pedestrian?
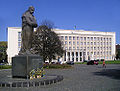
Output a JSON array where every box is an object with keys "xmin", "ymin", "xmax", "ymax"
[{"xmin": 102, "ymin": 59, "xmax": 106, "ymax": 68}]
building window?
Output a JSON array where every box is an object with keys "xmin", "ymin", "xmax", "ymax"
[
  {"xmin": 87, "ymin": 52, "xmax": 89, "ymax": 55},
  {"xmin": 61, "ymin": 36, "xmax": 64, "ymax": 40},
  {"xmin": 77, "ymin": 37, "xmax": 79, "ymax": 40},
  {"xmin": 81, "ymin": 42, "xmax": 83, "ymax": 45},
  {"xmin": 97, "ymin": 47, "xmax": 99, "ymax": 50},
  {"xmin": 73, "ymin": 36, "xmax": 75, "ymax": 40},
  {"xmin": 94, "ymin": 37, "xmax": 96, "ymax": 40},
  {"xmin": 87, "ymin": 47, "xmax": 89, "ymax": 50},
  {"xmin": 18, "ymin": 32, "xmax": 21, "ymax": 41},
  {"xmin": 91, "ymin": 42, "xmax": 93, "ymax": 45},
  {"xmin": 80, "ymin": 37, "xmax": 83, "ymax": 40},
  {"xmin": 94, "ymin": 47, "xmax": 96, "ymax": 50},
  {"xmin": 69, "ymin": 36, "xmax": 71, "ymax": 40},
  {"xmin": 73, "ymin": 47, "xmax": 75, "ymax": 49},
  {"xmin": 87, "ymin": 42, "xmax": 89, "ymax": 45},
  {"xmin": 73, "ymin": 41, "xmax": 75, "ymax": 45},
  {"xmin": 69, "ymin": 47, "xmax": 71, "ymax": 50},
  {"xmin": 94, "ymin": 52, "xmax": 96, "ymax": 55},
  {"xmin": 84, "ymin": 37, "xmax": 86, "ymax": 41},
  {"xmin": 77, "ymin": 41, "xmax": 79, "ymax": 45},
  {"xmin": 91, "ymin": 47, "xmax": 93, "ymax": 50},
  {"xmin": 97, "ymin": 42, "xmax": 99, "ymax": 45},
  {"xmin": 65, "ymin": 41, "xmax": 67, "ymax": 45},
  {"xmin": 65, "ymin": 36, "xmax": 67, "ymax": 40},
  {"xmin": 104, "ymin": 38, "xmax": 106, "ymax": 41},
  {"xmin": 97, "ymin": 52, "xmax": 99, "ymax": 55},
  {"xmin": 69, "ymin": 41, "xmax": 71, "ymax": 45},
  {"xmin": 18, "ymin": 42, "xmax": 21, "ymax": 48},
  {"xmin": 91, "ymin": 37, "xmax": 93, "ymax": 40},
  {"xmin": 94, "ymin": 42, "xmax": 96, "ymax": 45},
  {"xmin": 84, "ymin": 42, "xmax": 86, "ymax": 45},
  {"xmin": 87, "ymin": 37, "xmax": 89, "ymax": 40},
  {"xmin": 97, "ymin": 37, "xmax": 99, "ymax": 41},
  {"xmin": 110, "ymin": 38, "xmax": 111, "ymax": 41}
]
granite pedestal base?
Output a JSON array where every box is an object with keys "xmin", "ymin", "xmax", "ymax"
[{"xmin": 12, "ymin": 55, "xmax": 43, "ymax": 78}]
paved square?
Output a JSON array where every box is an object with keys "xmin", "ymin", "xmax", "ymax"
[{"xmin": 0, "ymin": 64, "xmax": 120, "ymax": 91}]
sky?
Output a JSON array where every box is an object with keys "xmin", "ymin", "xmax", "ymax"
[{"xmin": 0, "ymin": 0, "xmax": 120, "ymax": 44}]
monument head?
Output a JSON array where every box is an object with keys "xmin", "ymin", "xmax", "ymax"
[{"xmin": 28, "ymin": 6, "xmax": 35, "ymax": 14}]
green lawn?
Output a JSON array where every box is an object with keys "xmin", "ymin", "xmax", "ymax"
[
  {"xmin": 0, "ymin": 65, "xmax": 12, "ymax": 69},
  {"xmin": 75, "ymin": 60, "xmax": 120, "ymax": 64},
  {"xmin": 98, "ymin": 60, "xmax": 120, "ymax": 64}
]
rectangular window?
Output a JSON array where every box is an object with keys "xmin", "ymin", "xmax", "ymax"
[
  {"xmin": 84, "ymin": 37, "xmax": 86, "ymax": 41},
  {"xmin": 18, "ymin": 32, "xmax": 21, "ymax": 41},
  {"xmin": 77, "ymin": 37, "xmax": 79, "ymax": 40},
  {"xmin": 61, "ymin": 36, "xmax": 64, "ymax": 40},
  {"xmin": 73, "ymin": 36, "xmax": 75, "ymax": 40},
  {"xmin": 69, "ymin": 41, "xmax": 71, "ymax": 45},
  {"xmin": 87, "ymin": 42, "xmax": 89, "ymax": 45},
  {"xmin": 94, "ymin": 37, "xmax": 96, "ymax": 40},
  {"xmin": 84, "ymin": 42, "xmax": 86, "ymax": 45},
  {"xmin": 73, "ymin": 41, "xmax": 75, "ymax": 45},
  {"xmin": 91, "ymin": 42, "xmax": 93, "ymax": 45},
  {"xmin": 65, "ymin": 36, "xmax": 67, "ymax": 40},
  {"xmin": 80, "ymin": 37, "xmax": 83, "ymax": 40},
  {"xmin": 81, "ymin": 42, "xmax": 83, "ymax": 45},
  {"xmin": 65, "ymin": 41, "xmax": 67, "ymax": 45},
  {"xmin": 87, "ymin": 37, "xmax": 89, "ymax": 40},
  {"xmin": 94, "ymin": 42, "xmax": 96, "ymax": 45},
  {"xmin": 91, "ymin": 37, "xmax": 93, "ymax": 40},
  {"xmin": 69, "ymin": 36, "xmax": 71, "ymax": 40}
]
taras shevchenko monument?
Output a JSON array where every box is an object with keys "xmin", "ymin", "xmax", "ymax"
[
  {"xmin": 19, "ymin": 6, "xmax": 37, "ymax": 55},
  {"xmin": 12, "ymin": 6, "xmax": 43, "ymax": 78}
]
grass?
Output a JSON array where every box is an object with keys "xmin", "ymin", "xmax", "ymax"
[
  {"xmin": 0, "ymin": 65, "xmax": 12, "ymax": 69},
  {"xmin": 75, "ymin": 62, "xmax": 87, "ymax": 64},
  {"xmin": 75, "ymin": 60, "xmax": 120, "ymax": 64},
  {"xmin": 98, "ymin": 60, "xmax": 120, "ymax": 64},
  {"xmin": 43, "ymin": 64, "xmax": 72, "ymax": 69}
]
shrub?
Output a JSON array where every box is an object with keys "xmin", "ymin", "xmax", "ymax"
[
  {"xmin": 43, "ymin": 64, "xmax": 72, "ymax": 69},
  {"xmin": 0, "ymin": 65, "xmax": 11, "ymax": 69}
]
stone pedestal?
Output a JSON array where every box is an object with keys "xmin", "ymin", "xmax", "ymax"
[{"xmin": 12, "ymin": 55, "xmax": 43, "ymax": 78}]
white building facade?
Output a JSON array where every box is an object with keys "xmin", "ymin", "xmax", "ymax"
[{"xmin": 7, "ymin": 27, "xmax": 116, "ymax": 64}]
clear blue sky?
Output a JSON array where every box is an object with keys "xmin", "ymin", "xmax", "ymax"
[{"xmin": 0, "ymin": 0, "xmax": 120, "ymax": 44}]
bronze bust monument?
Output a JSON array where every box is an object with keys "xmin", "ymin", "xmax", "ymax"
[{"xmin": 19, "ymin": 6, "xmax": 37, "ymax": 55}]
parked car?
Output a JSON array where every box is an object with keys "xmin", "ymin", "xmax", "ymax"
[
  {"xmin": 87, "ymin": 60, "xmax": 98, "ymax": 65},
  {"xmin": 94, "ymin": 60, "xmax": 98, "ymax": 65},
  {"xmin": 66, "ymin": 61, "xmax": 74, "ymax": 65}
]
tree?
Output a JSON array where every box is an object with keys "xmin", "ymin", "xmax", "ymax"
[
  {"xmin": 0, "ymin": 41, "xmax": 7, "ymax": 63},
  {"xmin": 116, "ymin": 50, "xmax": 120, "ymax": 60},
  {"xmin": 32, "ymin": 22, "xmax": 64, "ymax": 63}
]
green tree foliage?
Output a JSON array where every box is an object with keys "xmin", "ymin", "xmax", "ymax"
[
  {"xmin": 32, "ymin": 24, "xmax": 64, "ymax": 63},
  {"xmin": 116, "ymin": 50, "xmax": 120, "ymax": 60},
  {"xmin": 0, "ymin": 41, "xmax": 7, "ymax": 63}
]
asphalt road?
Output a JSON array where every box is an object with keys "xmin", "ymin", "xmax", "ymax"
[{"xmin": 0, "ymin": 64, "xmax": 120, "ymax": 91}]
